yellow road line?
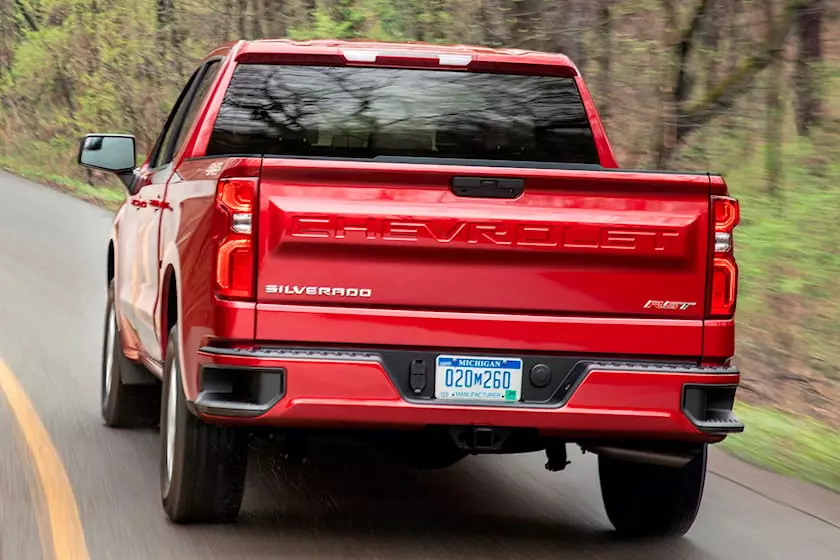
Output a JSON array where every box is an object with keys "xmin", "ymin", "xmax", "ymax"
[
  {"xmin": 0, "ymin": 357, "xmax": 90, "ymax": 560},
  {"xmin": 17, "ymin": 442, "xmax": 54, "ymax": 560}
]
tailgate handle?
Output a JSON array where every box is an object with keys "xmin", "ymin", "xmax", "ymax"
[{"xmin": 451, "ymin": 176, "xmax": 524, "ymax": 199}]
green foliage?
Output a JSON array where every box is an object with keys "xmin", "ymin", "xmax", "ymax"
[
  {"xmin": 285, "ymin": 0, "xmax": 452, "ymax": 42},
  {"xmin": 365, "ymin": 0, "xmax": 414, "ymax": 41},
  {"xmin": 722, "ymin": 402, "xmax": 840, "ymax": 494},
  {"xmin": 717, "ymin": 125, "xmax": 840, "ymax": 378},
  {"xmin": 290, "ymin": 1, "xmax": 367, "ymax": 40}
]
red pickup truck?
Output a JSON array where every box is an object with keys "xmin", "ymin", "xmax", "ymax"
[{"xmin": 78, "ymin": 39, "xmax": 743, "ymax": 536}]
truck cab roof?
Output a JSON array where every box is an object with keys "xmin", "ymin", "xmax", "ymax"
[{"xmin": 206, "ymin": 39, "xmax": 580, "ymax": 76}]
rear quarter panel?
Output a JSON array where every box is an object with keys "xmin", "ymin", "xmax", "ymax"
[{"xmin": 158, "ymin": 157, "xmax": 258, "ymax": 399}]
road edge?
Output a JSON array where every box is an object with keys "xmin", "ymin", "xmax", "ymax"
[
  {"xmin": 0, "ymin": 164, "xmax": 121, "ymax": 213},
  {"xmin": 708, "ymin": 446, "xmax": 840, "ymax": 529}
]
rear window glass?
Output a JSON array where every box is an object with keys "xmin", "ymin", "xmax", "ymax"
[{"xmin": 206, "ymin": 64, "xmax": 599, "ymax": 165}]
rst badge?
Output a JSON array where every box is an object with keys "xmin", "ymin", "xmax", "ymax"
[{"xmin": 644, "ymin": 300, "xmax": 696, "ymax": 311}]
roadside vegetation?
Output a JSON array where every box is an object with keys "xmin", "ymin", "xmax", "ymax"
[
  {"xmin": 1, "ymin": 0, "xmax": 838, "ymax": 487},
  {"xmin": 723, "ymin": 402, "xmax": 840, "ymax": 494}
]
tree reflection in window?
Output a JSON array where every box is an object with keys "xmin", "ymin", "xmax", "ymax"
[{"xmin": 207, "ymin": 65, "xmax": 599, "ymax": 165}]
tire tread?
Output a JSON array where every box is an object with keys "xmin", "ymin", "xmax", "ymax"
[
  {"xmin": 102, "ymin": 282, "xmax": 160, "ymax": 429},
  {"xmin": 598, "ymin": 445, "xmax": 707, "ymax": 538},
  {"xmin": 161, "ymin": 325, "xmax": 247, "ymax": 524}
]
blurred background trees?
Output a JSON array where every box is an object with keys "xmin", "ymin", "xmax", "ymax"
[{"xmin": 1, "ymin": 0, "xmax": 839, "ymax": 425}]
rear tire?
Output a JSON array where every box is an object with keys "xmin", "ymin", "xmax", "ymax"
[
  {"xmin": 598, "ymin": 445, "xmax": 707, "ymax": 538},
  {"xmin": 101, "ymin": 281, "xmax": 160, "ymax": 428},
  {"xmin": 160, "ymin": 324, "xmax": 248, "ymax": 524}
]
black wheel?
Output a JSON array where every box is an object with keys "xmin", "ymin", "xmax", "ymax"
[
  {"xmin": 160, "ymin": 324, "xmax": 247, "ymax": 523},
  {"xmin": 102, "ymin": 281, "xmax": 160, "ymax": 428},
  {"xmin": 598, "ymin": 445, "xmax": 708, "ymax": 538}
]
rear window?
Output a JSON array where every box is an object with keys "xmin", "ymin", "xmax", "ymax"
[{"xmin": 206, "ymin": 64, "xmax": 599, "ymax": 165}]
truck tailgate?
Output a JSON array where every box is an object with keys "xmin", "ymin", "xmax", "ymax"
[{"xmin": 254, "ymin": 160, "xmax": 711, "ymax": 321}]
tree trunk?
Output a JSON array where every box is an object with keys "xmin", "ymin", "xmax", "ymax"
[
  {"xmin": 224, "ymin": 0, "xmax": 236, "ymax": 41},
  {"xmin": 512, "ymin": 0, "xmax": 541, "ymax": 50},
  {"xmin": 252, "ymin": 0, "xmax": 265, "ymax": 39},
  {"xmin": 0, "ymin": 0, "xmax": 16, "ymax": 74},
  {"xmin": 267, "ymin": 0, "xmax": 285, "ymax": 38},
  {"xmin": 303, "ymin": 0, "xmax": 316, "ymax": 28},
  {"xmin": 55, "ymin": 66, "xmax": 77, "ymax": 120},
  {"xmin": 653, "ymin": 0, "xmax": 690, "ymax": 169},
  {"xmin": 238, "ymin": 0, "xmax": 250, "ymax": 39},
  {"xmin": 419, "ymin": 0, "xmax": 447, "ymax": 43},
  {"xmin": 765, "ymin": 52, "xmax": 783, "ymax": 197},
  {"xmin": 702, "ymin": 0, "xmax": 721, "ymax": 87},
  {"xmin": 479, "ymin": 0, "xmax": 509, "ymax": 47},
  {"xmin": 696, "ymin": 0, "xmax": 722, "ymax": 167},
  {"xmin": 794, "ymin": 0, "xmax": 823, "ymax": 136},
  {"xmin": 172, "ymin": 2, "xmax": 184, "ymax": 77},
  {"xmin": 156, "ymin": 0, "xmax": 174, "ymax": 64},
  {"xmin": 595, "ymin": 0, "xmax": 612, "ymax": 123},
  {"xmin": 156, "ymin": 0, "xmax": 183, "ymax": 76},
  {"xmin": 562, "ymin": 0, "xmax": 587, "ymax": 69},
  {"xmin": 154, "ymin": 0, "xmax": 173, "ymax": 87},
  {"xmin": 724, "ymin": 0, "xmax": 744, "ymax": 77}
]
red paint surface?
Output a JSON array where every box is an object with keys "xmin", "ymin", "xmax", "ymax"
[
  {"xmin": 255, "ymin": 160, "xmax": 712, "ymax": 319},
  {"xmin": 253, "ymin": 304, "xmax": 703, "ymax": 357},
  {"xmin": 197, "ymin": 349, "xmax": 737, "ymax": 440}
]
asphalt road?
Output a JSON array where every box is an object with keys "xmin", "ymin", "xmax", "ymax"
[{"xmin": 1, "ymin": 170, "xmax": 839, "ymax": 560}]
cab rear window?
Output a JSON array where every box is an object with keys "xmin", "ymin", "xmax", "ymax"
[{"xmin": 206, "ymin": 64, "xmax": 599, "ymax": 165}]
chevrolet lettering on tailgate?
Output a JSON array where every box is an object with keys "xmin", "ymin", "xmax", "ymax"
[{"xmin": 287, "ymin": 215, "xmax": 689, "ymax": 257}]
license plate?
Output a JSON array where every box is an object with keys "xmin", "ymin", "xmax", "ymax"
[{"xmin": 434, "ymin": 355, "xmax": 523, "ymax": 402}]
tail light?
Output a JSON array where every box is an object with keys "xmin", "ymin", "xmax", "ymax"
[
  {"xmin": 215, "ymin": 178, "xmax": 256, "ymax": 299},
  {"xmin": 709, "ymin": 196, "xmax": 739, "ymax": 317}
]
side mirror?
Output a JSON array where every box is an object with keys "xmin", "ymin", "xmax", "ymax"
[{"xmin": 78, "ymin": 134, "xmax": 137, "ymax": 190}]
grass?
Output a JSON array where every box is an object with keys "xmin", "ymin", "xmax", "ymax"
[
  {"xmin": 722, "ymin": 402, "xmax": 840, "ymax": 494},
  {"xmin": 0, "ymin": 149, "xmax": 124, "ymax": 211}
]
